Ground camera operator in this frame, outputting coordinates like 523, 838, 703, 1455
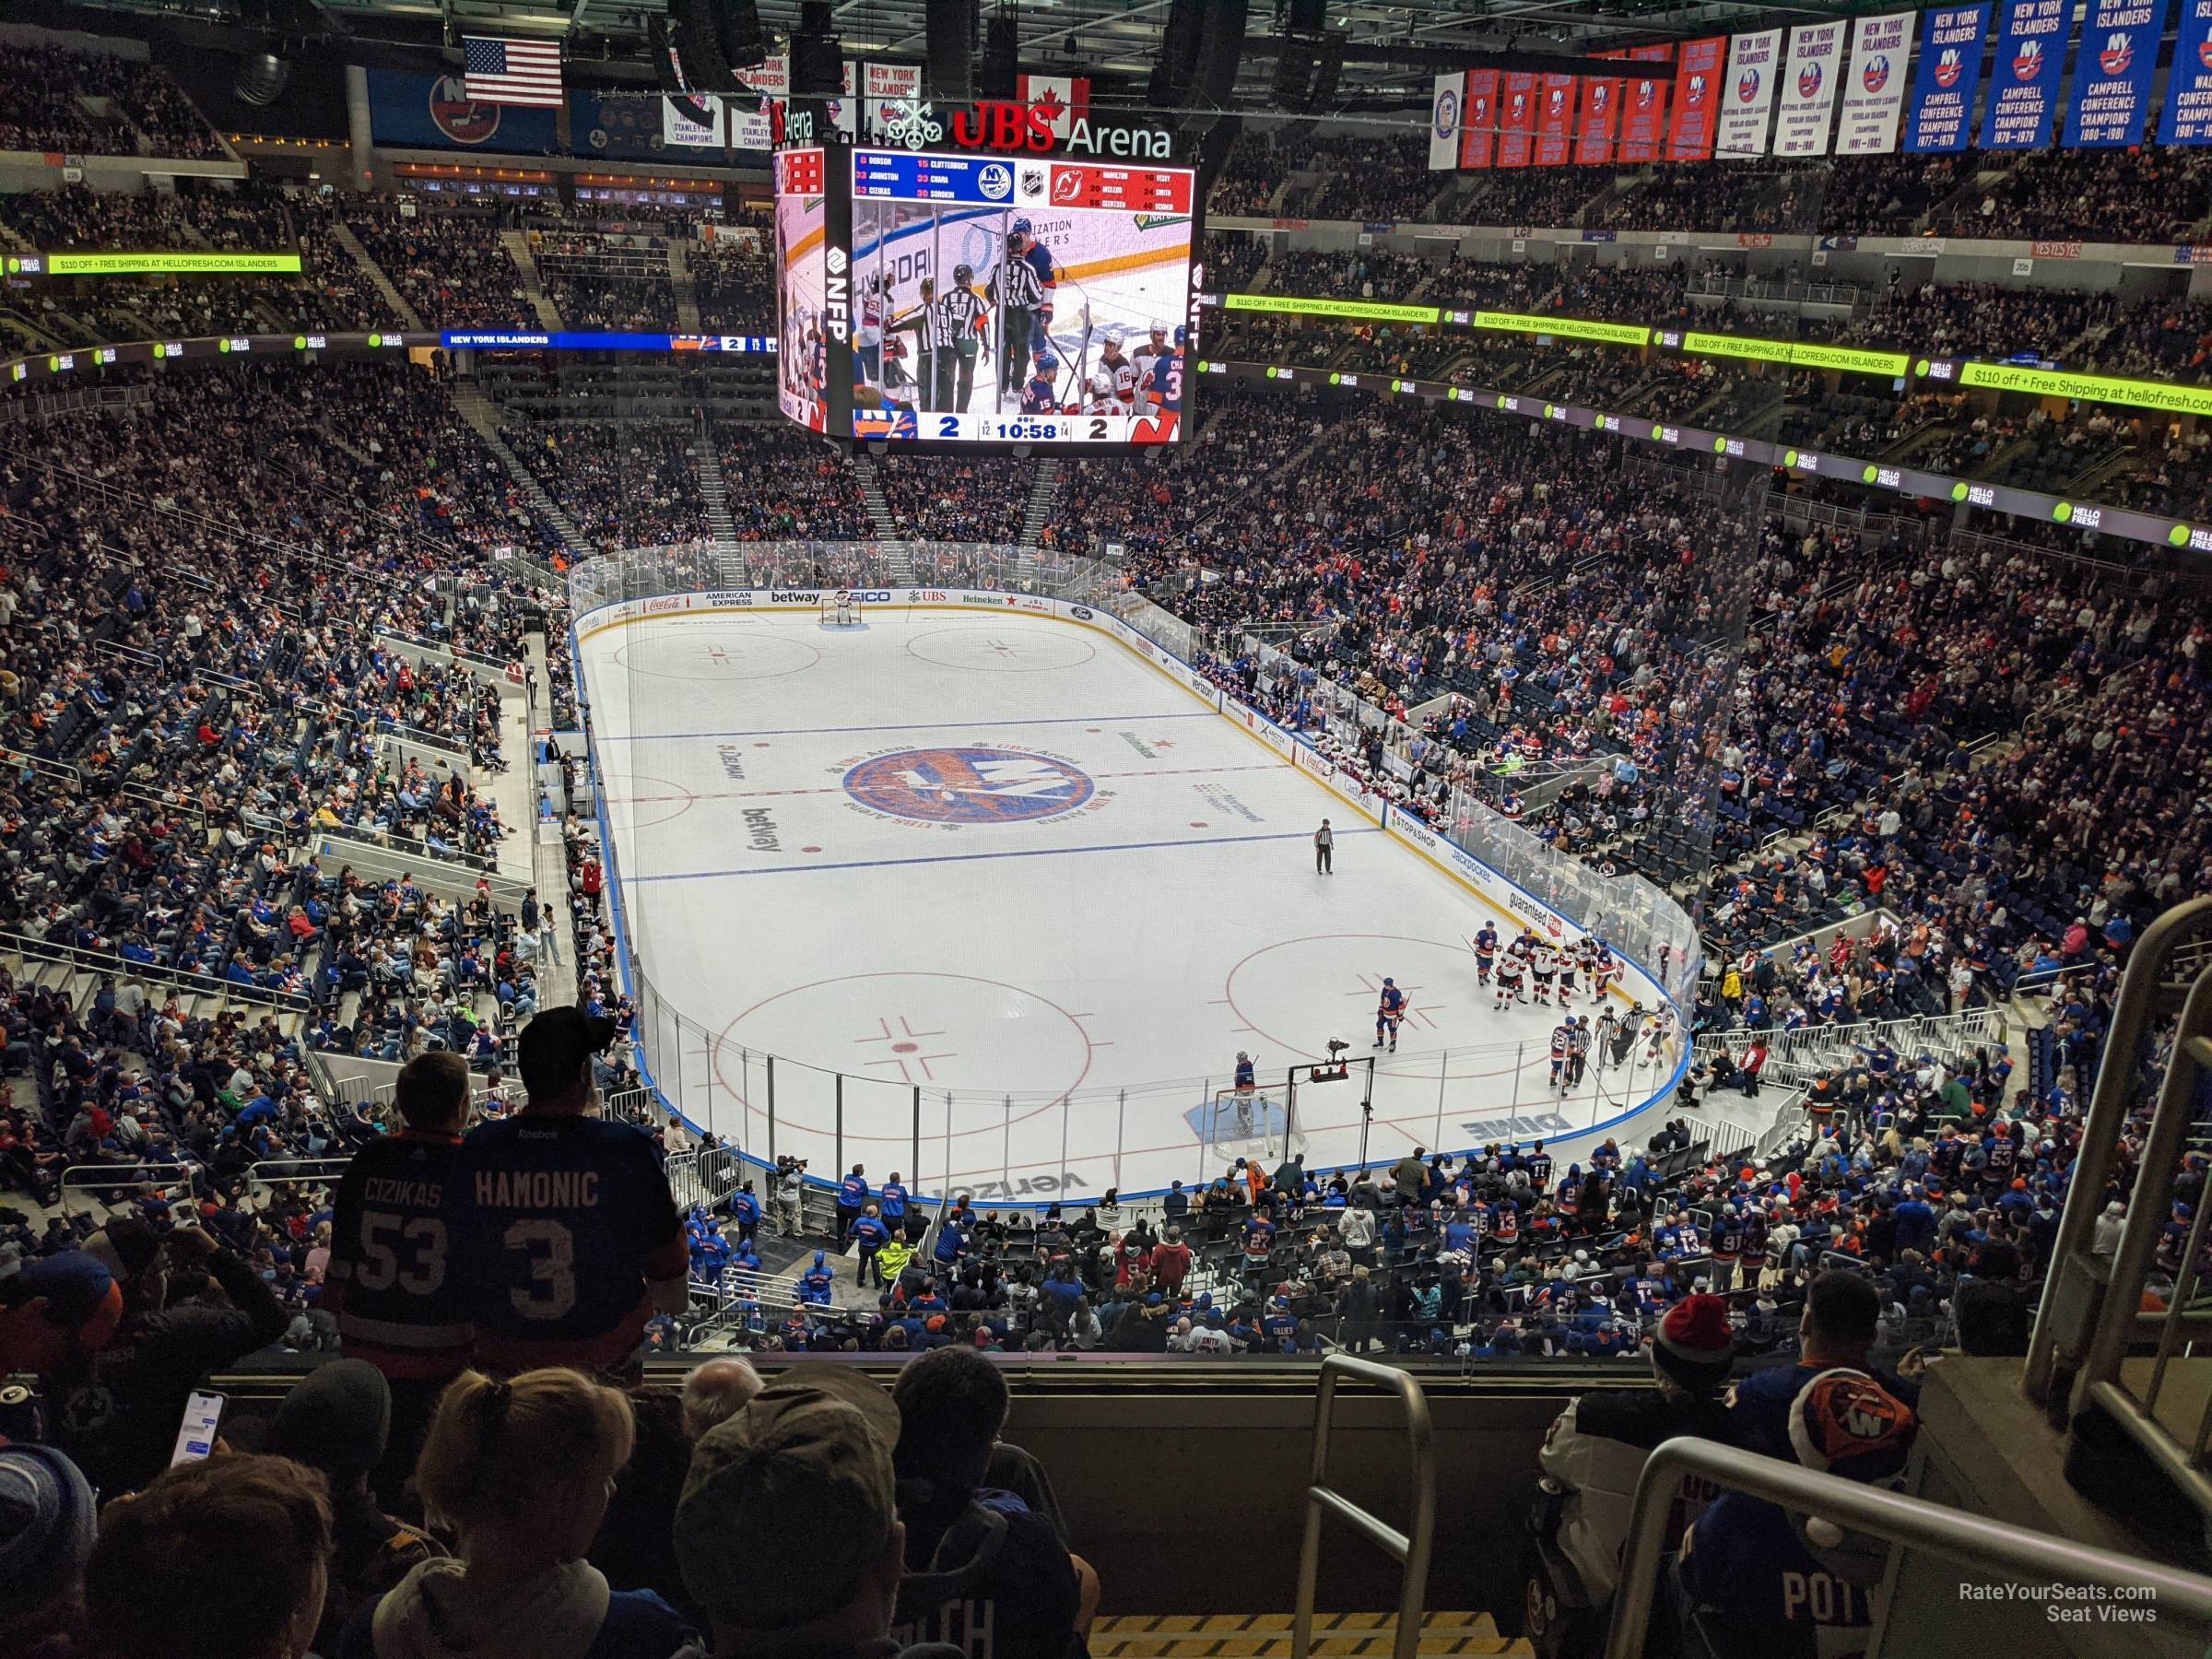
774, 1155, 809, 1238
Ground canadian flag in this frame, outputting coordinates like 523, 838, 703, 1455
1018, 74, 1090, 141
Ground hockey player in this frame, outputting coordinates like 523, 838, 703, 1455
1020, 350, 1063, 415
1644, 1003, 1675, 1070
1566, 1015, 1592, 1087
1591, 942, 1621, 1004
1471, 923, 1499, 985
1548, 1018, 1572, 1091
1231, 1049, 1257, 1136
1080, 368, 1118, 416
1493, 947, 1526, 1009
1095, 324, 1139, 410
1131, 316, 1171, 381
1139, 323, 1184, 413
1557, 944, 1580, 1002
1374, 978, 1407, 1052
1531, 937, 1559, 1006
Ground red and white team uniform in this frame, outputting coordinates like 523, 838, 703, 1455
1081, 371, 1120, 416
1557, 947, 1580, 998
1493, 949, 1526, 1008
1531, 941, 1559, 1005
1095, 346, 1139, 411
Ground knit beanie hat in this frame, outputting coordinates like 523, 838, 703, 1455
0, 1440, 96, 1624
1651, 1292, 1734, 1393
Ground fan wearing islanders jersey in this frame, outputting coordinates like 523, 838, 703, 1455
441, 1006, 688, 1374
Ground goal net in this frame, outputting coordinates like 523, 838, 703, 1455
819, 591, 862, 627
1199, 1088, 1305, 1171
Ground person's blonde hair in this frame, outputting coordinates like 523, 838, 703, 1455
417, 1367, 635, 1533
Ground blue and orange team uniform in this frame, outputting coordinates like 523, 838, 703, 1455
1234, 1056, 1256, 1091
1376, 984, 1407, 1040
1020, 371, 1060, 414
1142, 347, 1182, 411
441, 1113, 687, 1372
1473, 924, 1499, 982
1548, 1024, 1571, 1087
324, 1126, 471, 1382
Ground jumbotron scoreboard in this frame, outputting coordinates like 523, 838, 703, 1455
771, 106, 1203, 449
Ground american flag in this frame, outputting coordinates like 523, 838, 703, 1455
463, 36, 565, 108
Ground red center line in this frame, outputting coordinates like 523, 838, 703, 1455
602, 761, 1278, 806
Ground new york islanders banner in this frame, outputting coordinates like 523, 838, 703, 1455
1430, 71, 1464, 170
1773, 22, 1847, 156
2161, 0, 2212, 143
1836, 12, 1916, 154
1905, 6, 1990, 151
1498, 71, 1539, 168
1716, 30, 1783, 158
1980, 0, 2068, 148
2062, 0, 2167, 148
1666, 36, 1727, 159
1618, 45, 1674, 162
1461, 69, 1499, 168
1576, 54, 1626, 164
1535, 75, 1578, 165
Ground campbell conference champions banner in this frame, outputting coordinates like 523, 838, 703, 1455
1905, 5, 1991, 152
2062, 0, 2168, 148
1716, 30, 1783, 159
1773, 21, 1847, 156
1665, 36, 1727, 160
1981, 0, 2068, 149
2161, 0, 2212, 144
1836, 12, 1916, 155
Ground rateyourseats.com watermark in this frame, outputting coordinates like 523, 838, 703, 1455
1959, 1581, 2161, 1625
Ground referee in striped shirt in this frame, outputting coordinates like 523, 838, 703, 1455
989, 219, 1053, 399
931, 264, 987, 414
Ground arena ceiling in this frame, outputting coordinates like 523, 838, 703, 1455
53, 0, 1883, 115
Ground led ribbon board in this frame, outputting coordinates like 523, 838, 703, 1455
1680, 330, 1909, 375
1220, 293, 1441, 325
36, 252, 304, 276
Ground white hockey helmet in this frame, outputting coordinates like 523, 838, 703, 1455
1102, 323, 1127, 347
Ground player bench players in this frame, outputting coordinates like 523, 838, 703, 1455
443, 1006, 688, 1377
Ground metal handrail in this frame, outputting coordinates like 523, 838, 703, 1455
1604, 1435, 2212, 1657
1291, 1355, 1435, 1659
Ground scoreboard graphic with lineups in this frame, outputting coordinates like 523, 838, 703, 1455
771, 135, 1201, 448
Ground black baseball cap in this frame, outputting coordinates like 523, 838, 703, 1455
516, 1006, 618, 1099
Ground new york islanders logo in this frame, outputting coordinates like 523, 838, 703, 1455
1590, 84, 1610, 112
1935, 47, 1965, 88
1547, 87, 1566, 114
1510, 92, 1527, 119
1737, 67, 1761, 103
1863, 54, 1890, 94
2100, 31, 2134, 76
1472, 96, 1489, 124
2201, 35, 2212, 70
1686, 74, 1708, 105
844, 747, 1094, 824
1635, 78, 1657, 109
2013, 38, 2042, 81
1798, 60, 1823, 100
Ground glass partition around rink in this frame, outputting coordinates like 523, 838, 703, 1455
570, 542, 1705, 1212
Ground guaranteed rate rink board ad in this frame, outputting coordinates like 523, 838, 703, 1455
847, 148, 1195, 443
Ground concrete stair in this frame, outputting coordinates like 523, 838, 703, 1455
499, 229, 565, 331
853, 452, 900, 540
1018, 454, 1061, 550
328, 221, 424, 332
448, 382, 598, 559
670, 241, 702, 331
696, 413, 740, 553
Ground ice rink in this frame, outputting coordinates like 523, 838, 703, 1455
579, 605, 1680, 1203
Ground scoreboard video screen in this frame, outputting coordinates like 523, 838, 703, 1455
770, 134, 1200, 448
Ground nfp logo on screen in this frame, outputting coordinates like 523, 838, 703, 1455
844, 747, 1096, 824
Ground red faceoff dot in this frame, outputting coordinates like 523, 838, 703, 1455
801, 845, 823, 853
1190, 821, 1208, 828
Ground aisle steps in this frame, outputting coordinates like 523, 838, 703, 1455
1089, 1611, 1525, 1657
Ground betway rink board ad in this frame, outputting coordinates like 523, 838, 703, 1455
848, 149, 1193, 443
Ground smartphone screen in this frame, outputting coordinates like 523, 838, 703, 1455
170, 1390, 224, 1466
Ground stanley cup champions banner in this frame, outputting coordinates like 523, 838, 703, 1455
1836, 12, 1917, 154
1774, 22, 1847, 156
1666, 37, 1728, 159
1716, 30, 1783, 158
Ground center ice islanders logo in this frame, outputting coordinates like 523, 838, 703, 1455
844, 747, 1095, 824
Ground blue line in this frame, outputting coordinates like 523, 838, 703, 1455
620, 826, 1382, 885
594, 711, 1216, 743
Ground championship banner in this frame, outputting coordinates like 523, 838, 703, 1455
663, 95, 721, 147
1716, 30, 1783, 158
1617, 45, 1674, 162
727, 54, 787, 149
2062, 0, 2167, 148
1535, 75, 1578, 165
863, 62, 921, 140
1980, 0, 2067, 149
823, 61, 857, 140
1430, 71, 1465, 169
1461, 69, 1500, 168
1905, 6, 1991, 151
1498, 71, 1539, 168
1665, 37, 1727, 159
2161, 0, 2212, 144
1773, 22, 1847, 156
1575, 56, 1625, 164
1836, 12, 1916, 154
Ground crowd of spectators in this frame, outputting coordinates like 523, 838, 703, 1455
877, 453, 1033, 543
335, 206, 535, 331
505, 417, 711, 549
535, 232, 682, 333
715, 424, 873, 540
0, 41, 223, 158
